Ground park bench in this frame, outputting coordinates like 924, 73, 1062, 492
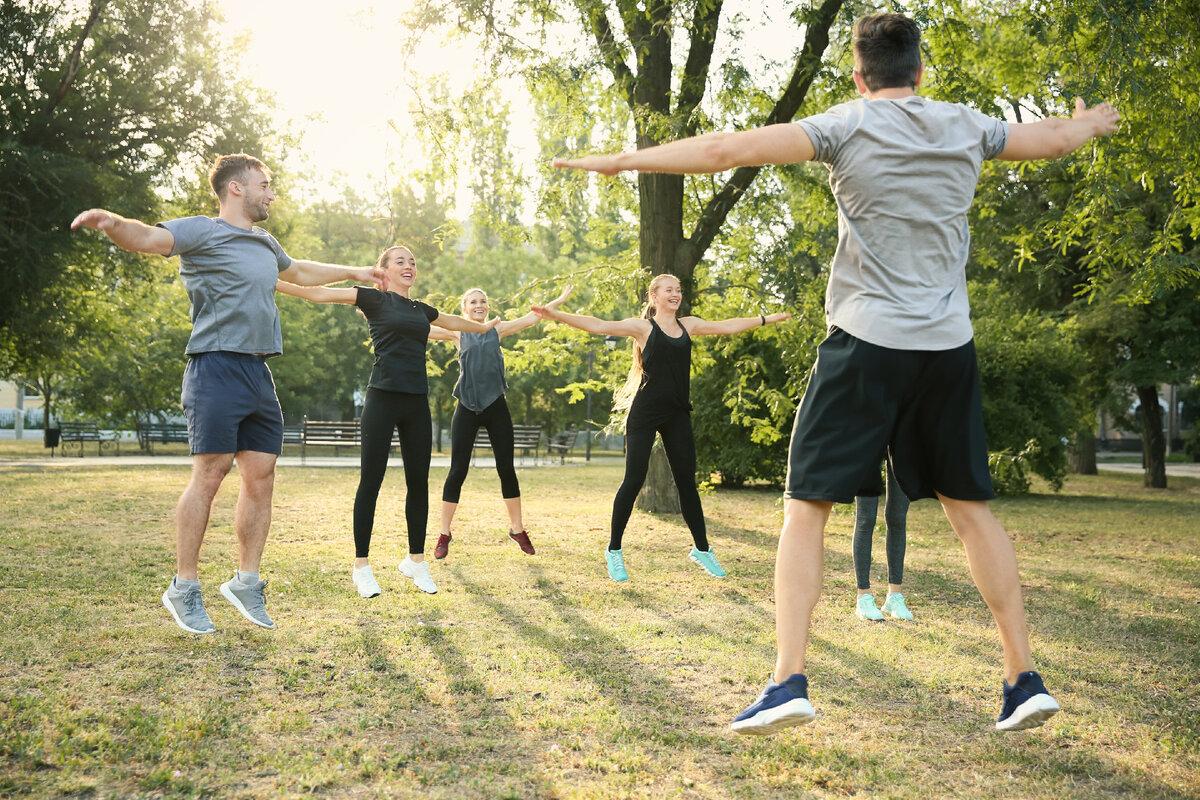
138, 422, 189, 454
473, 424, 543, 465
58, 421, 119, 457
301, 417, 361, 463
546, 429, 576, 464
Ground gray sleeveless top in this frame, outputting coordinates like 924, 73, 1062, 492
454, 328, 507, 412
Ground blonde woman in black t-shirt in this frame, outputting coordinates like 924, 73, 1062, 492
533, 274, 789, 583
277, 245, 496, 598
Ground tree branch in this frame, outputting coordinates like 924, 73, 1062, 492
677, 0, 723, 137
43, 0, 109, 118
580, 1, 636, 109
678, 0, 843, 274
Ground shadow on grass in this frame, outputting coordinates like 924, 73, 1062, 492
447, 563, 728, 742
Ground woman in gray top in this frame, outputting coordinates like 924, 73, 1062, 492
429, 285, 572, 559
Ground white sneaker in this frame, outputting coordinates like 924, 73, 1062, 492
352, 564, 381, 598
399, 556, 437, 594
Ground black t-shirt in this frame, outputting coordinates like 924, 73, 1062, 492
354, 287, 440, 393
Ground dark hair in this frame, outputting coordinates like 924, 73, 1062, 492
853, 13, 922, 91
208, 154, 270, 200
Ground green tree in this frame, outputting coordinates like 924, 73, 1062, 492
920, 0, 1200, 487
1, 0, 271, 428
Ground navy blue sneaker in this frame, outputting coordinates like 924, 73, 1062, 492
731, 673, 816, 735
996, 670, 1060, 731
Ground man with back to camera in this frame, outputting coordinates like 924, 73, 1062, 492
72, 153, 386, 635
553, 12, 1120, 733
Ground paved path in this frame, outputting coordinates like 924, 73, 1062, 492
0, 454, 585, 470
3, 455, 1194, 476
1096, 462, 1200, 478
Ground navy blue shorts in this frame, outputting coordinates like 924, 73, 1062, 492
181, 352, 284, 455
784, 327, 994, 504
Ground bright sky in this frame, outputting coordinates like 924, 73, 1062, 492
215, 0, 485, 209
215, 0, 809, 214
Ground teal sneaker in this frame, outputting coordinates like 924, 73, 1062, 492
882, 592, 914, 620
855, 593, 884, 621
605, 549, 629, 582
688, 547, 727, 578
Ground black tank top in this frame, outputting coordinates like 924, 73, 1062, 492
630, 317, 692, 418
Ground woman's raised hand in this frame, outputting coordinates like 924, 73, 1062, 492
547, 285, 573, 309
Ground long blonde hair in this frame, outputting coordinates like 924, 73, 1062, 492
611, 274, 679, 417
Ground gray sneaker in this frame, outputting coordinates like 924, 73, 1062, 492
162, 578, 216, 635
220, 573, 276, 629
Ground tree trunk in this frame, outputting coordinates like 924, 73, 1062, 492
637, 438, 681, 514
1137, 385, 1167, 488
1067, 425, 1098, 475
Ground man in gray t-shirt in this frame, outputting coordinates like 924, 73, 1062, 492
72, 153, 384, 636
553, 13, 1119, 734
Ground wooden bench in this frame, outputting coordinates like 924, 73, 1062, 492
59, 421, 119, 457
473, 424, 543, 465
139, 422, 189, 454
301, 418, 361, 463
546, 429, 576, 464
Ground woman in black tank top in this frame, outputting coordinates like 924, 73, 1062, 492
533, 274, 790, 583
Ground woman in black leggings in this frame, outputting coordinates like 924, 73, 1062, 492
533, 274, 790, 582
428, 285, 572, 559
852, 458, 914, 621
277, 245, 496, 598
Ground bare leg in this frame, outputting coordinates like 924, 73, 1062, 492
504, 496, 524, 532
233, 450, 277, 574
938, 494, 1034, 684
773, 498, 832, 683
440, 500, 457, 536
174, 453, 234, 580
888, 583, 903, 594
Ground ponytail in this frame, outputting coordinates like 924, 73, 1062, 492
611, 274, 675, 420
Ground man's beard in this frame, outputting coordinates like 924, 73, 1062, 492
246, 198, 269, 223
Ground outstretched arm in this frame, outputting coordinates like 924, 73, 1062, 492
427, 327, 458, 342
70, 209, 174, 257
552, 124, 814, 176
999, 98, 1120, 161
683, 311, 791, 337
434, 313, 501, 334
278, 259, 386, 290
275, 281, 358, 305
497, 285, 574, 338
532, 306, 650, 344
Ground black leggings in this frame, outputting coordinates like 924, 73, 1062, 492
442, 396, 521, 503
354, 388, 431, 557
852, 461, 910, 589
610, 411, 707, 552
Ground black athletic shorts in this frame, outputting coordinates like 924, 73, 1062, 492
784, 327, 994, 504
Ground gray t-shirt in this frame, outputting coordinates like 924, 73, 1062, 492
799, 96, 1008, 350
454, 328, 507, 413
156, 216, 293, 356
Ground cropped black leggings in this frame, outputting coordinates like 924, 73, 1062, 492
442, 396, 521, 503
610, 410, 707, 552
354, 388, 431, 557
852, 460, 910, 589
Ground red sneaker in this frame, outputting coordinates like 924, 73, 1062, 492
509, 529, 535, 555
434, 532, 452, 560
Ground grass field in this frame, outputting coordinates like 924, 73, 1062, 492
0, 458, 1197, 799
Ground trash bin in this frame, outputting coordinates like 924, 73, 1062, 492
44, 428, 61, 449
